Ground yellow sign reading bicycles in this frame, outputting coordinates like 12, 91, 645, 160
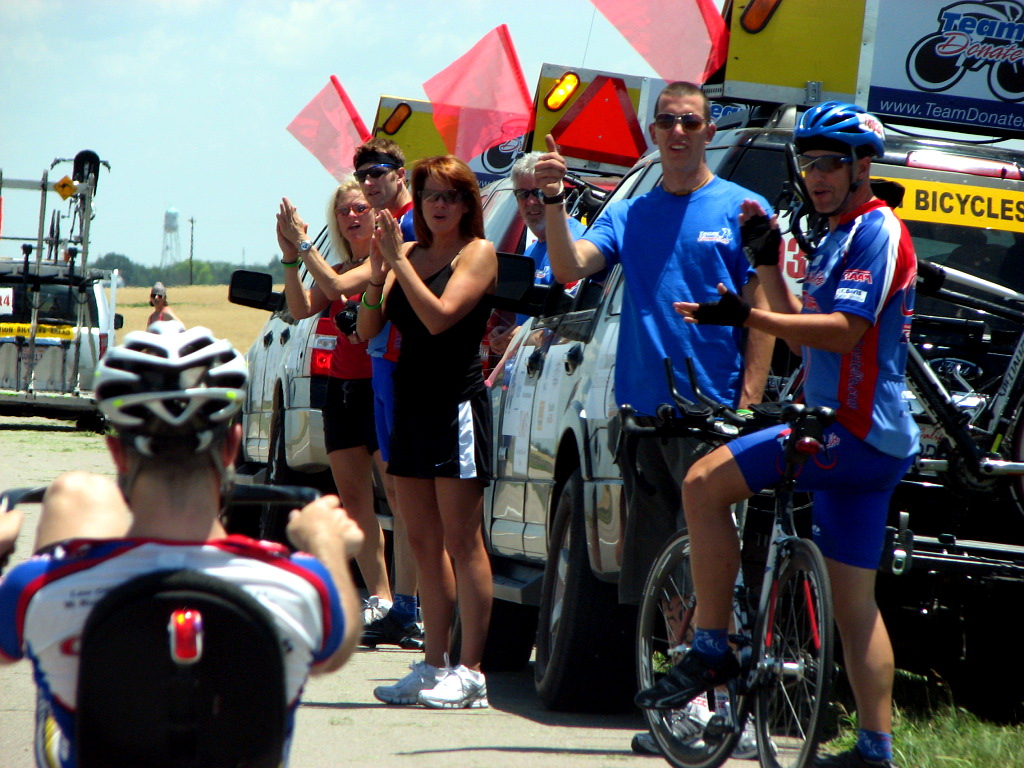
0, 323, 74, 340
882, 177, 1024, 234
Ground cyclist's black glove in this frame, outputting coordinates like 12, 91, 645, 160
741, 214, 782, 267
691, 289, 751, 326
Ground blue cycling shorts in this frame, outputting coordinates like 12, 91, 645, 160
728, 421, 914, 569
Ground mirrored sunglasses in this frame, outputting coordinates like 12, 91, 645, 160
798, 154, 854, 175
336, 202, 371, 216
354, 164, 397, 182
653, 112, 706, 131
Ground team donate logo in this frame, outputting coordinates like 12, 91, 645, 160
906, 0, 1024, 102
697, 228, 733, 245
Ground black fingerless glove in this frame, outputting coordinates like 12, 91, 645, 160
741, 214, 782, 267
692, 289, 751, 326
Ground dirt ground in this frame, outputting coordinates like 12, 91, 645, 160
116, 283, 277, 353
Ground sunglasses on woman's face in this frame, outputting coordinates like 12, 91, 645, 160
336, 202, 371, 216
418, 189, 465, 204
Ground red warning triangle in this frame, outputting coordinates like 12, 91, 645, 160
551, 76, 647, 168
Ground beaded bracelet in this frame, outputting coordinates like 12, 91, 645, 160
361, 290, 384, 309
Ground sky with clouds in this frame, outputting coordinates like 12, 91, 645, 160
0, 0, 669, 270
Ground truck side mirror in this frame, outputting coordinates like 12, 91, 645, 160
228, 270, 285, 312
114, 313, 124, 330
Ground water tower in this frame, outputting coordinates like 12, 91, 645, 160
161, 207, 181, 267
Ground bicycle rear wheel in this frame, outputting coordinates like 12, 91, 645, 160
754, 538, 834, 768
636, 532, 744, 768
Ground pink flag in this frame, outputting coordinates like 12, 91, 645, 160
590, 0, 729, 83
422, 25, 534, 163
287, 76, 371, 181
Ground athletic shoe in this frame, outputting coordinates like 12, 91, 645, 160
361, 595, 392, 626
732, 719, 758, 760
418, 663, 489, 709
373, 661, 443, 705
634, 650, 740, 709
361, 610, 425, 650
630, 712, 757, 759
813, 748, 900, 768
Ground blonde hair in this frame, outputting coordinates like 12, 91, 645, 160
324, 177, 367, 264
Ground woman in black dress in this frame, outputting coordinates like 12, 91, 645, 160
357, 155, 497, 709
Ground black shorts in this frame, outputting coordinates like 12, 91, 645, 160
322, 378, 378, 454
388, 386, 491, 483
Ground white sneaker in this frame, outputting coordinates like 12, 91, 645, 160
418, 662, 488, 709
362, 595, 393, 626
373, 661, 442, 705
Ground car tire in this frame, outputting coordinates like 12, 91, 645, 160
533, 469, 636, 712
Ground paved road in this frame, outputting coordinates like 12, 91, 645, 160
0, 416, 753, 767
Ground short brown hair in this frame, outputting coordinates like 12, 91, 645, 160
655, 82, 711, 122
410, 156, 484, 248
353, 137, 405, 170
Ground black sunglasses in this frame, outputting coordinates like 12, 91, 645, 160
513, 188, 543, 201
798, 155, 853, 175
653, 112, 707, 131
355, 164, 397, 182
418, 189, 465, 204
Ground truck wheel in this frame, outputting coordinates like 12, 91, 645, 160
534, 469, 636, 712
262, 414, 301, 545
267, 413, 301, 486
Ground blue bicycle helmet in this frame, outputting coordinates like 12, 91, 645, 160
794, 101, 885, 158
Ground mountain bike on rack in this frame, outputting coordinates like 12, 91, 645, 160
909, 259, 1024, 508
627, 362, 836, 768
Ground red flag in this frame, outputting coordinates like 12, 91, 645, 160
422, 25, 534, 163
590, 0, 729, 83
287, 76, 371, 181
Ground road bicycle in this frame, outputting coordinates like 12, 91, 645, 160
625, 363, 836, 768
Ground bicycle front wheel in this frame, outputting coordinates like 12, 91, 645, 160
754, 538, 834, 768
636, 532, 743, 768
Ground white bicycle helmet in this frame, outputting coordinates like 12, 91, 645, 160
95, 322, 247, 455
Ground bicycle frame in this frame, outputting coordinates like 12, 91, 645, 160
910, 261, 1024, 483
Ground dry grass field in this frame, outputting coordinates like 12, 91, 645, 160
116, 284, 279, 353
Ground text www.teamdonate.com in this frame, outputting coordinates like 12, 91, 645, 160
877, 99, 1024, 129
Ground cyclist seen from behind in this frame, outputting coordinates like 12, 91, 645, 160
636, 102, 919, 768
0, 323, 364, 766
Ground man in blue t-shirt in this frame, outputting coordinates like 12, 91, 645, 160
536, 81, 774, 606
639, 102, 917, 768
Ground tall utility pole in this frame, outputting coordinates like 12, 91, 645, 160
188, 217, 195, 285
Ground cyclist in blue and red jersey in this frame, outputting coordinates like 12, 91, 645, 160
636, 102, 919, 768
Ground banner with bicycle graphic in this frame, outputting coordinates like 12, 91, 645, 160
726, 0, 1024, 137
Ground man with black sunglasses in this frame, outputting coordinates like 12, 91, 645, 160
353, 138, 416, 241
536, 80, 773, 758
350, 138, 422, 647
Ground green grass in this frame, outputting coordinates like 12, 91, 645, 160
818, 671, 1024, 767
